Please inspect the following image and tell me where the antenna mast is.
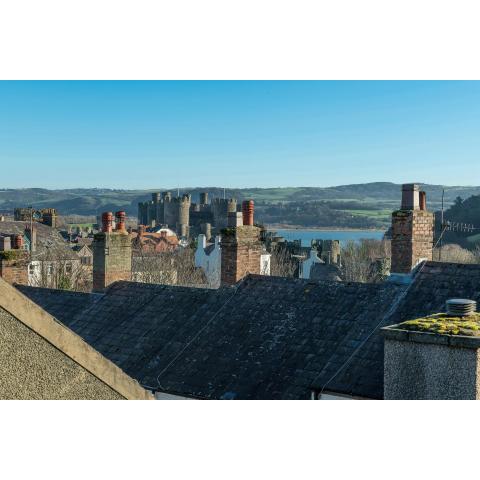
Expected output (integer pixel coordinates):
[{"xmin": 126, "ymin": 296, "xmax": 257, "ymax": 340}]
[{"xmin": 440, "ymin": 188, "xmax": 444, "ymax": 261}]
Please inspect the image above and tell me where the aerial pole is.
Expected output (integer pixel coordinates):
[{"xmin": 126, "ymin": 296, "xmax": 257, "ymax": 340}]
[
  {"xmin": 29, "ymin": 205, "xmax": 33, "ymax": 254},
  {"xmin": 439, "ymin": 189, "xmax": 445, "ymax": 261}
]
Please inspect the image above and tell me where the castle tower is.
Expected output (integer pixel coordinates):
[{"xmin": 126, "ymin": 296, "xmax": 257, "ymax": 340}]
[
  {"xmin": 176, "ymin": 194, "xmax": 191, "ymax": 237},
  {"xmin": 221, "ymin": 200, "xmax": 262, "ymax": 285},
  {"xmin": 92, "ymin": 211, "xmax": 132, "ymax": 292},
  {"xmin": 199, "ymin": 192, "xmax": 209, "ymax": 206},
  {"xmin": 212, "ymin": 198, "xmax": 237, "ymax": 230},
  {"xmin": 41, "ymin": 208, "xmax": 58, "ymax": 228},
  {"xmin": 391, "ymin": 184, "xmax": 434, "ymax": 275}
]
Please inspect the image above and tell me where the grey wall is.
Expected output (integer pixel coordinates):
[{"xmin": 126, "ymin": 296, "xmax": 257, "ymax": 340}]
[
  {"xmin": 384, "ymin": 338, "xmax": 480, "ymax": 400},
  {"xmin": 0, "ymin": 307, "xmax": 124, "ymax": 400}
]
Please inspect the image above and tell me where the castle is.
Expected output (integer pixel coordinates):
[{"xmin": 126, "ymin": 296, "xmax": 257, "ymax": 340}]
[
  {"xmin": 14, "ymin": 207, "xmax": 58, "ymax": 228},
  {"xmin": 138, "ymin": 191, "xmax": 237, "ymax": 237}
]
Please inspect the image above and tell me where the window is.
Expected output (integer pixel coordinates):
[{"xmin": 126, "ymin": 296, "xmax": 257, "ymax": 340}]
[
  {"xmin": 28, "ymin": 264, "xmax": 36, "ymax": 274},
  {"xmin": 65, "ymin": 263, "xmax": 72, "ymax": 274},
  {"xmin": 47, "ymin": 264, "xmax": 54, "ymax": 275}
]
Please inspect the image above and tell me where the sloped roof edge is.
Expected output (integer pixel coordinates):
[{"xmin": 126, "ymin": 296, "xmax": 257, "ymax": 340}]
[{"xmin": 0, "ymin": 278, "xmax": 153, "ymax": 400}]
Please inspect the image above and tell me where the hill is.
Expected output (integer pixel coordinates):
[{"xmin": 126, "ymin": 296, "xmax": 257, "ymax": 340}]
[{"xmin": 2, "ymin": 183, "xmax": 480, "ymax": 229}]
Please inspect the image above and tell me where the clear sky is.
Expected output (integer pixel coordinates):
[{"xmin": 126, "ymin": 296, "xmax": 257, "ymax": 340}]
[{"xmin": 1, "ymin": 81, "xmax": 479, "ymax": 189}]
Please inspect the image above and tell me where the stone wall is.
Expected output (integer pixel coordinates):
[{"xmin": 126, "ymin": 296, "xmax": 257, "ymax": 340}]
[
  {"xmin": 383, "ymin": 327, "xmax": 480, "ymax": 400},
  {"xmin": 221, "ymin": 226, "xmax": 262, "ymax": 285},
  {"xmin": 391, "ymin": 210, "xmax": 434, "ymax": 274}
]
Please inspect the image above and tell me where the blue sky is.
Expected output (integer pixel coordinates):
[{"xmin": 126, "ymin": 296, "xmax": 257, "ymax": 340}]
[{"xmin": 1, "ymin": 81, "xmax": 479, "ymax": 189}]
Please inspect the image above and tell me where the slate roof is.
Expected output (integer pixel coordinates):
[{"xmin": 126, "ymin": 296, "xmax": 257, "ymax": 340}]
[
  {"xmin": 16, "ymin": 261, "xmax": 480, "ymax": 400},
  {"xmin": 0, "ymin": 221, "xmax": 78, "ymax": 261}
]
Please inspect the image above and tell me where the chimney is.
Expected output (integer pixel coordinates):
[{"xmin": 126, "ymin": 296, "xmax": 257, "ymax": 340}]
[
  {"xmin": 13, "ymin": 234, "xmax": 23, "ymax": 250},
  {"xmin": 390, "ymin": 183, "xmax": 434, "ymax": 276},
  {"xmin": 382, "ymin": 299, "xmax": 480, "ymax": 399},
  {"xmin": 401, "ymin": 183, "xmax": 420, "ymax": 210},
  {"xmin": 220, "ymin": 224, "xmax": 263, "ymax": 285},
  {"xmin": 115, "ymin": 211, "xmax": 126, "ymax": 232},
  {"xmin": 0, "ymin": 236, "xmax": 11, "ymax": 251},
  {"xmin": 419, "ymin": 191, "xmax": 426, "ymax": 211},
  {"xmin": 102, "ymin": 212, "xmax": 113, "ymax": 233},
  {"xmin": 242, "ymin": 200, "xmax": 254, "ymax": 226},
  {"xmin": 93, "ymin": 211, "xmax": 132, "ymax": 292},
  {"xmin": 25, "ymin": 225, "xmax": 37, "ymax": 253}
]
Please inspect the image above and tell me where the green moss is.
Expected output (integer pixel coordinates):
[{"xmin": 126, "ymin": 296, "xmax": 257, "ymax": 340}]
[
  {"xmin": 400, "ymin": 313, "xmax": 480, "ymax": 336},
  {"xmin": 220, "ymin": 228, "xmax": 236, "ymax": 237},
  {"xmin": 0, "ymin": 250, "xmax": 23, "ymax": 261}
]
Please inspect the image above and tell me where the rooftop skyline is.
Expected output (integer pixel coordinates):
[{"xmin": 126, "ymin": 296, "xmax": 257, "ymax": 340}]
[{"xmin": 1, "ymin": 81, "xmax": 480, "ymax": 189}]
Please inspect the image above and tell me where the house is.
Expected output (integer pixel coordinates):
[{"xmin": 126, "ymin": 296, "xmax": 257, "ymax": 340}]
[
  {"xmin": 195, "ymin": 234, "xmax": 221, "ymax": 288},
  {"xmin": 17, "ymin": 259, "xmax": 480, "ymax": 399},
  {"xmin": 131, "ymin": 225, "xmax": 179, "ymax": 253},
  {"xmin": 299, "ymin": 240, "xmax": 342, "ymax": 281},
  {"xmin": 0, "ymin": 277, "xmax": 152, "ymax": 400},
  {"xmin": 194, "ymin": 200, "xmax": 271, "ymax": 287},
  {"xmin": 15, "ymin": 183, "xmax": 478, "ymax": 400},
  {"xmin": 72, "ymin": 243, "xmax": 93, "ymax": 266},
  {"xmin": 0, "ymin": 221, "xmax": 81, "ymax": 287},
  {"xmin": 299, "ymin": 249, "xmax": 323, "ymax": 279}
]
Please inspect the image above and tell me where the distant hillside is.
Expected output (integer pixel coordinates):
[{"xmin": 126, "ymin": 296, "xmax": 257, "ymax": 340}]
[{"xmin": 2, "ymin": 183, "xmax": 480, "ymax": 229}]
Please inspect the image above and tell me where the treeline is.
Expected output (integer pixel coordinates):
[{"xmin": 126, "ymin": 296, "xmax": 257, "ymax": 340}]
[{"xmin": 436, "ymin": 195, "xmax": 480, "ymax": 247}]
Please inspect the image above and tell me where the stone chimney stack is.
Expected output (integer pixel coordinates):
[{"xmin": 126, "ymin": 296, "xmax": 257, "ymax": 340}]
[
  {"xmin": 382, "ymin": 299, "xmax": 480, "ymax": 399},
  {"xmin": 390, "ymin": 184, "xmax": 434, "ymax": 276},
  {"xmin": 93, "ymin": 211, "xmax": 132, "ymax": 292},
  {"xmin": 221, "ymin": 202, "xmax": 262, "ymax": 285}
]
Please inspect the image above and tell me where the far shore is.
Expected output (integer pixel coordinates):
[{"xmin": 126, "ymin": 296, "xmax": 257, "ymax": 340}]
[{"xmin": 265, "ymin": 224, "xmax": 386, "ymax": 232}]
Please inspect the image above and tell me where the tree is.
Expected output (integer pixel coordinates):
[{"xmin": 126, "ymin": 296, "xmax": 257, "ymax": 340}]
[
  {"xmin": 29, "ymin": 245, "xmax": 92, "ymax": 292},
  {"xmin": 340, "ymin": 239, "xmax": 391, "ymax": 283},
  {"xmin": 433, "ymin": 243, "xmax": 479, "ymax": 264},
  {"xmin": 270, "ymin": 245, "xmax": 298, "ymax": 277},
  {"xmin": 132, "ymin": 245, "xmax": 207, "ymax": 287}
]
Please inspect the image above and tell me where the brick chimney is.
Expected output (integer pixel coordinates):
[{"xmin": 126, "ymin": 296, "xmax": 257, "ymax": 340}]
[
  {"xmin": 382, "ymin": 299, "xmax": 480, "ymax": 399},
  {"xmin": 390, "ymin": 184, "xmax": 434, "ymax": 276},
  {"xmin": 13, "ymin": 234, "xmax": 24, "ymax": 250},
  {"xmin": 115, "ymin": 211, "xmax": 126, "ymax": 232},
  {"xmin": 242, "ymin": 200, "xmax": 254, "ymax": 226},
  {"xmin": 221, "ymin": 204, "xmax": 262, "ymax": 285},
  {"xmin": 92, "ymin": 211, "xmax": 132, "ymax": 292},
  {"xmin": 0, "ymin": 235, "xmax": 28, "ymax": 285}
]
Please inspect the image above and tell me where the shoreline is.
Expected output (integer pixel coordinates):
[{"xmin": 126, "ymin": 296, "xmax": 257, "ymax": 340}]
[{"xmin": 265, "ymin": 224, "xmax": 386, "ymax": 232}]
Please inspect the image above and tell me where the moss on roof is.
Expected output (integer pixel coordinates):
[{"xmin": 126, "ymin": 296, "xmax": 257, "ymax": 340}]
[{"xmin": 400, "ymin": 313, "xmax": 480, "ymax": 336}]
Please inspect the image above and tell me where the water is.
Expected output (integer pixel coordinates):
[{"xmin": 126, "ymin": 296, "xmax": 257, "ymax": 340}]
[{"xmin": 270, "ymin": 229, "xmax": 386, "ymax": 247}]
